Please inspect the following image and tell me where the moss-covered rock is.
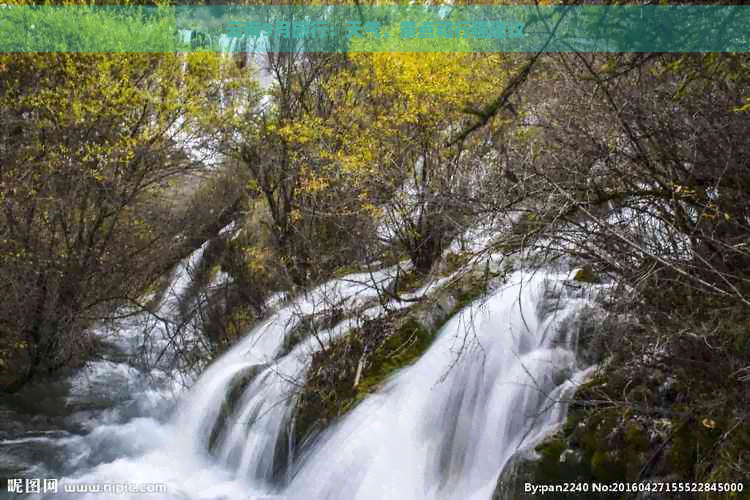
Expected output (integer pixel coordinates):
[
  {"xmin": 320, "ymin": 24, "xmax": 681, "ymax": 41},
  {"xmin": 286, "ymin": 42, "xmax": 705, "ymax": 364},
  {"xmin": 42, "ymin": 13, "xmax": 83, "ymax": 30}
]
[
  {"xmin": 281, "ymin": 308, "xmax": 344, "ymax": 356},
  {"xmin": 394, "ymin": 268, "xmax": 426, "ymax": 295},
  {"xmin": 452, "ymin": 260, "xmax": 512, "ymax": 311},
  {"xmin": 203, "ymin": 297, "xmax": 259, "ymax": 358},
  {"xmin": 332, "ymin": 264, "xmax": 364, "ymax": 278},
  {"xmin": 414, "ymin": 293, "xmax": 457, "ymax": 333},
  {"xmin": 291, "ymin": 261, "xmax": 516, "ymax": 453},
  {"xmin": 495, "ymin": 446, "xmax": 599, "ymax": 500},
  {"xmin": 292, "ymin": 310, "xmax": 438, "ymax": 448},
  {"xmin": 498, "ymin": 327, "xmax": 750, "ymax": 500},
  {"xmin": 206, "ymin": 365, "xmax": 264, "ymax": 455},
  {"xmin": 436, "ymin": 251, "xmax": 471, "ymax": 275}
]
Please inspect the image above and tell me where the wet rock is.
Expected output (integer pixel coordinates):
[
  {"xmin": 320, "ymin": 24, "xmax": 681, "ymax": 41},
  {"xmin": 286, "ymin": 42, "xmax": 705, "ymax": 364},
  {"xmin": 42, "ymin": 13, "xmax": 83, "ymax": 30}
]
[
  {"xmin": 96, "ymin": 339, "xmax": 132, "ymax": 364},
  {"xmin": 0, "ymin": 436, "xmax": 69, "ymax": 475},
  {"xmin": 0, "ymin": 450, "xmax": 32, "ymax": 473},
  {"xmin": 0, "ymin": 409, "xmax": 25, "ymax": 435},
  {"xmin": 1, "ymin": 378, "xmax": 71, "ymax": 420},
  {"xmin": 66, "ymin": 361, "xmax": 138, "ymax": 408},
  {"xmin": 416, "ymin": 293, "xmax": 457, "ymax": 332},
  {"xmin": 63, "ymin": 410, "xmax": 99, "ymax": 435},
  {"xmin": 29, "ymin": 415, "xmax": 55, "ymax": 429}
]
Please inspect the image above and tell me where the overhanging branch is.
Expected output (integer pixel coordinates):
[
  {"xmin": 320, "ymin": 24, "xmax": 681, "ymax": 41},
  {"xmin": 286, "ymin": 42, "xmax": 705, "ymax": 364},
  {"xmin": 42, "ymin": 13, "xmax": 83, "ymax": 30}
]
[{"xmin": 447, "ymin": 5, "xmax": 570, "ymax": 147}]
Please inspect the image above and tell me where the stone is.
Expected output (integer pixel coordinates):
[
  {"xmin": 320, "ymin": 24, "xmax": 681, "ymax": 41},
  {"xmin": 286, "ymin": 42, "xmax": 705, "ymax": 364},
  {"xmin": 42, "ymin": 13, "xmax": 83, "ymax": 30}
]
[{"xmin": 416, "ymin": 293, "xmax": 457, "ymax": 332}]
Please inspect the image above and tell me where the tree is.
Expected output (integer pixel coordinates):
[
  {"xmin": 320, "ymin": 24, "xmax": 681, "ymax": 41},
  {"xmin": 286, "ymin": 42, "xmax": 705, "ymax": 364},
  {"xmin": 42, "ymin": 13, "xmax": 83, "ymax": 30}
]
[
  {"xmin": 0, "ymin": 51, "xmax": 223, "ymax": 392},
  {"xmin": 226, "ymin": 19, "xmax": 366, "ymax": 287},
  {"xmin": 286, "ymin": 42, "xmax": 512, "ymax": 274},
  {"xmin": 485, "ymin": 50, "xmax": 750, "ymax": 489}
]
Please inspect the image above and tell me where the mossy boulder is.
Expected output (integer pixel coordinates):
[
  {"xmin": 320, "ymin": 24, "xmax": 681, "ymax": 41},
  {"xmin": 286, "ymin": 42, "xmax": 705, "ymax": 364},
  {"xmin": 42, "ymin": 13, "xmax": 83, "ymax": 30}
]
[
  {"xmin": 291, "ymin": 260, "xmax": 517, "ymax": 454},
  {"xmin": 414, "ymin": 293, "xmax": 457, "ymax": 333},
  {"xmin": 206, "ymin": 365, "xmax": 264, "ymax": 455},
  {"xmin": 281, "ymin": 308, "xmax": 345, "ymax": 356},
  {"xmin": 435, "ymin": 251, "xmax": 471, "ymax": 275},
  {"xmin": 495, "ymin": 445, "xmax": 597, "ymax": 500},
  {"xmin": 500, "ymin": 328, "xmax": 750, "ymax": 500},
  {"xmin": 292, "ymin": 310, "xmax": 437, "ymax": 449}
]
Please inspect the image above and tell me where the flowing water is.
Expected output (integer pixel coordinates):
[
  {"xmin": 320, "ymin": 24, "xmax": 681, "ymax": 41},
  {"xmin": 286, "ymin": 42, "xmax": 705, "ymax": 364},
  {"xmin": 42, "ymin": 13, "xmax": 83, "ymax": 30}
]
[
  {"xmin": 2, "ymin": 252, "xmax": 603, "ymax": 500},
  {"xmin": 281, "ymin": 270, "xmax": 596, "ymax": 500},
  {"xmin": 0, "ymin": 242, "xmax": 215, "ymax": 496}
]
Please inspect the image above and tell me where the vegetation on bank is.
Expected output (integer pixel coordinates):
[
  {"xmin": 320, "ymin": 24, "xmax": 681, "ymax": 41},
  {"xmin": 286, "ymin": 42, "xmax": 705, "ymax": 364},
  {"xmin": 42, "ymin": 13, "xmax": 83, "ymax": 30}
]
[
  {"xmin": 0, "ymin": 49, "xmax": 231, "ymax": 392},
  {"xmin": 292, "ymin": 312, "xmax": 433, "ymax": 446},
  {"xmin": 497, "ymin": 51, "xmax": 750, "ymax": 495},
  {"xmin": 498, "ymin": 325, "xmax": 750, "ymax": 499}
]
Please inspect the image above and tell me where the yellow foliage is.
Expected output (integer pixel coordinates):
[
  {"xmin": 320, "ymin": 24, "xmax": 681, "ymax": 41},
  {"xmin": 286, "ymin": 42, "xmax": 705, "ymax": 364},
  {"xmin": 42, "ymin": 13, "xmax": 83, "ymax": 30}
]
[
  {"xmin": 243, "ymin": 246, "xmax": 273, "ymax": 274},
  {"xmin": 304, "ymin": 51, "xmax": 507, "ymax": 193},
  {"xmin": 301, "ymin": 176, "xmax": 331, "ymax": 193},
  {"xmin": 0, "ymin": 52, "xmax": 222, "ymax": 169},
  {"xmin": 0, "ymin": 52, "xmax": 228, "ymax": 283}
]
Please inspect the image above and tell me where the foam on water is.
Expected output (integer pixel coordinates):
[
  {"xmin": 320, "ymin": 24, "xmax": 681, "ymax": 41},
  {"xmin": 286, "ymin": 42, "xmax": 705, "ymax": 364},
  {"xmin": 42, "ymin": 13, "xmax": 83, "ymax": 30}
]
[
  {"xmin": 282, "ymin": 271, "xmax": 593, "ymax": 500},
  {"xmin": 33, "ymin": 267, "xmax": 601, "ymax": 500}
]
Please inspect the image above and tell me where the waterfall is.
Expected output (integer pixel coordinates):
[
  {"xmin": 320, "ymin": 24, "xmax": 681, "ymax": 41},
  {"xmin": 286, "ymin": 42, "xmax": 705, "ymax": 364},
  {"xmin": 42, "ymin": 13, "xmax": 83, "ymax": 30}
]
[
  {"xmin": 0, "ymin": 238, "xmax": 234, "ymax": 486},
  {"xmin": 172, "ymin": 31, "xmax": 272, "ymax": 167},
  {"xmin": 217, "ymin": 33, "xmax": 272, "ymax": 115},
  {"xmin": 178, "ymin": 28, "xmax": 192, "ymax": 90},
  {"xmin": 282, "ymin": 270, "xmax": 594, "ymax": 500},
  {"xmin": 63, "ymin": 238, "xmax": 216, "ymax": 427},
  {"xmin": 29, "ymin": 265, "xmax": 602, "ymax": 500},
  {"xmin": 172, "ymin": 266, "xmax": 400, "ymax": 474},
  {"xmin": 217, "ymin": 34, "xmax": 239, "ymax": 113}
]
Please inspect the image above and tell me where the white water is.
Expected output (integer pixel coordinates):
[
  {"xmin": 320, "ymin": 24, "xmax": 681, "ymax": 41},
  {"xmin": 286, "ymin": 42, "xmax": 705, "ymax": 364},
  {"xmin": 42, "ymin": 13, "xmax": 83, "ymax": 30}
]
[
  {"xmin": 283, "ymin": 270, "xmax": 594, "ymax": 500},
  {"xmin": 73, "ymin": 239, "xmax": 221, "ymax": 410},
  {"xmin": 172, "ymin": 31, "xmax": 274, "ymax": 169},
  {"xmin": 0, "ymin": 242, "xmax": 221, "ymax": 486},
  {"xmin": 25, "ymin": 263, "xmax": 601, "ymax": 500},
  {"xmin": 3, "ymin": 29, "xmax": 609, "ymax": 498}
]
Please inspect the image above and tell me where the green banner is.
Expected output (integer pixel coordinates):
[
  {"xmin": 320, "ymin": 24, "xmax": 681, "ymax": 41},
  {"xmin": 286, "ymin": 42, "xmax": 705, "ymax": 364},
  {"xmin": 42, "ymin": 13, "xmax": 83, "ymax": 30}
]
[{"xmin": 1, "ymin": 5, "xmax": 749, "ymax": 53}]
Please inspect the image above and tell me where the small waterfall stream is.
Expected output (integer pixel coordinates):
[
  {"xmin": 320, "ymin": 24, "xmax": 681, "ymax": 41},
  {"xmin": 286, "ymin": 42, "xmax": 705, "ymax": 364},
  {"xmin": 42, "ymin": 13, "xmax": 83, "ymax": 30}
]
[{"xmin": 0, "ymin": 238, "xmax": 221, "ymax": 493}]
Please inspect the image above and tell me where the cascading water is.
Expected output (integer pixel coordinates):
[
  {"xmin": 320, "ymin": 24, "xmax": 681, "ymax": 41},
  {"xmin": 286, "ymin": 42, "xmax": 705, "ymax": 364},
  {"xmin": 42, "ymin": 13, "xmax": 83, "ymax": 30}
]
[
  {"xmin": 17, "ymin": 264, "xmax": 603, "ymax": 500},
  {"xmin": 171, "ymin": 31, "xmax": 268, "ymax": 168},
  {"xmin": 0, "ymin": 236, "xmax": 227, "ymax": 495},
  {"xmin": 282, "ymin": 270, "xmax": 596, "ymax": 500}
]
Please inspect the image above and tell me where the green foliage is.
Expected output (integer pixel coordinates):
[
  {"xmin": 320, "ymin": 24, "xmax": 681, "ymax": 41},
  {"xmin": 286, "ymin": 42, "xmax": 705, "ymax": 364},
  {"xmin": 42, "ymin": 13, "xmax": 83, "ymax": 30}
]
[
  {"xmin": 529, "ymin": 330, "xmax": 750, "ymax": 500},
  {"xmin": 0, "ymin": 5, "xmax": 178, "ymax": 52}
]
